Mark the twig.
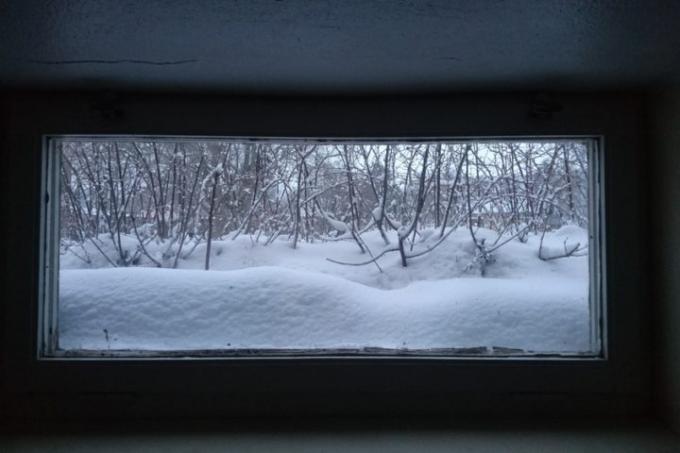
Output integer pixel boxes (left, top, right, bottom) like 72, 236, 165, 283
326, 247, 399, 266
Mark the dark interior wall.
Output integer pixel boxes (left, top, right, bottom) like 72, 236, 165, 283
0, 92, 7, 419
0, 90, 652, 422
652, 89, 680, 432
3, 1, 680, 94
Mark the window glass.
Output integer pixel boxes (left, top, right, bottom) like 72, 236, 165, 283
49, 138, 600, 356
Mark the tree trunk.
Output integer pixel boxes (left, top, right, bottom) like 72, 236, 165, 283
204, 169, 220, 270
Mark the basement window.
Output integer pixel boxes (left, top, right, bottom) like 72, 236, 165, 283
40, 136, 604, 358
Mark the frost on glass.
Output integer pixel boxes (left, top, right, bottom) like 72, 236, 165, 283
55, 140, 594, 355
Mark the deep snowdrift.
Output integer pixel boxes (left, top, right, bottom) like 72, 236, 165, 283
59, 267, 588, 352
58, 227, 591, 353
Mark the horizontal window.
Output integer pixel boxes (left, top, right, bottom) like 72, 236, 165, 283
41, 137, 604, 358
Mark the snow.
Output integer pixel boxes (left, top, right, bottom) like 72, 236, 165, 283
58, 226, 591, 353
371, 206, 383, 221
318, 209, 349, 233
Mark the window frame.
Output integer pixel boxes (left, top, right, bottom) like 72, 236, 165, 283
39, 135, 606, 360
1, 92, 649, 419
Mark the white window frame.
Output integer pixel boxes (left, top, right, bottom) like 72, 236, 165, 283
38, 135, 606, 360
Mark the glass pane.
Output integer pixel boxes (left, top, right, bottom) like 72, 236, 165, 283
54, 138, 597, 355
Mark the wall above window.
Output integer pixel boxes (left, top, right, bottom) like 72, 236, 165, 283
2, 1, 680, 95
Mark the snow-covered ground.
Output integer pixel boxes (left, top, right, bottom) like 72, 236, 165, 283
58, 226, 591, 353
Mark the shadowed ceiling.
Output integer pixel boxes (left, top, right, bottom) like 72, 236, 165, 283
1, 0, 680, 95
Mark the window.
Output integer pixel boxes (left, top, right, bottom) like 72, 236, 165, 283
41, 136, 604, 358
3, 93, 645, 419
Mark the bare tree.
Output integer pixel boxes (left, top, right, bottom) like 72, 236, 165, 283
59, 139, 589, 272
204, 164, 222, 270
